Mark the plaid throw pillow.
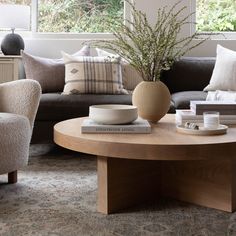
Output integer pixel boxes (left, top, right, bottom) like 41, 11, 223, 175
96, 48, 143, 91
62, 52, 128, 95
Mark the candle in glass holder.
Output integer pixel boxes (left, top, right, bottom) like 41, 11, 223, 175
203, 111, 220, 129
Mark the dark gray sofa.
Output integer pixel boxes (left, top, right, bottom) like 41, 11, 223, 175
32, 57, 215, 143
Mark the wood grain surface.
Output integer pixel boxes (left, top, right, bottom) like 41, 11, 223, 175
54, 115, 236, 161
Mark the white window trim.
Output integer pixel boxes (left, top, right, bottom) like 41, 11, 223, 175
31, 0, 37, 33
0, 0, 129, 39
191, 0, 236, 40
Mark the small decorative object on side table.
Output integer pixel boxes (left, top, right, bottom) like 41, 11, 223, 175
0, 4, 30, 55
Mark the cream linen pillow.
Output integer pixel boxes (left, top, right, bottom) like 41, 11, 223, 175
204, 45, 236, 91
96, 48, 143, 91
62, 52, 128, 95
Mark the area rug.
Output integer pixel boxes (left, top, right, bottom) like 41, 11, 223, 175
0, 144, 236, 236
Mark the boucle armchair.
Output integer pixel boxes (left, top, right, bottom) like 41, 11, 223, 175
0, 80, 41, 183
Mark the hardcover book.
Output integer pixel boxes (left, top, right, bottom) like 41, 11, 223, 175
190, 101, 236, 115
176, 109, 236, 125
81, 118, 151, 134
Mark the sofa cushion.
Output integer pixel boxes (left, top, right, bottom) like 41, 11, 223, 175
62, 53, 128, 95
36, 93, 133, 121
21, 46, 90, 93
204, 45, 236, 91
36, 93, 176, 121
96, 48, 143, 90
171, 91, 207, 109
162, 57, 215, 93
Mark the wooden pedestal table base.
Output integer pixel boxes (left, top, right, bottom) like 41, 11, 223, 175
97, 157, 236, 214
54, 115, 236, 214
162, 159, 236, 213
97, 156, 161, 214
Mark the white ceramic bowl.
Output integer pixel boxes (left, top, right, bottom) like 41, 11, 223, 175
89, 104, 138, 125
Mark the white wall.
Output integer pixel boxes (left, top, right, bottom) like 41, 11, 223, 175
1, 0, 236, 58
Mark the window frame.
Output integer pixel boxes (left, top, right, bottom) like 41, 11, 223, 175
192, 0, 236, 40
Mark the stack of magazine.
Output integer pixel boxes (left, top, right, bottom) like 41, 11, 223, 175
176, 101, 236, 125
81, 117, 151, 134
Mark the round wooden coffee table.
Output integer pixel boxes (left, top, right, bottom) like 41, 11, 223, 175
54, 114, 236, 214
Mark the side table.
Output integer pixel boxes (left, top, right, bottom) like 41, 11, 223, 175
0, 55, 22, 83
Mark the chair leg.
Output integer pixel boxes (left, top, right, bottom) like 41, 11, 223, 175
8, 171, 17, 184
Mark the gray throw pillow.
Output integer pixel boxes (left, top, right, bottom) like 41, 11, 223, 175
21, 45, 90, 93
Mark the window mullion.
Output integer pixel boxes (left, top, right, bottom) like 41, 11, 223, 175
31, 0, 38, 33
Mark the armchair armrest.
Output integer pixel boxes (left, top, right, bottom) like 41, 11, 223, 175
0, 80, 41, 129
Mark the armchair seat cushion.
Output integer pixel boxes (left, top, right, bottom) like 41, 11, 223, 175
0, 113, 31, 175
171, 91, 207, 109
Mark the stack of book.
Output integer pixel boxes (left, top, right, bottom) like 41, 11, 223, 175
176, 101, 236, 125
81, 118, 151, 134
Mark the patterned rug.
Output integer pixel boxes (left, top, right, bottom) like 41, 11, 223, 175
0, 144, 236, 236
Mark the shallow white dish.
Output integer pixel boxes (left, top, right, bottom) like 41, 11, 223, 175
89, 104, 138, 125
176, 124, 228, 136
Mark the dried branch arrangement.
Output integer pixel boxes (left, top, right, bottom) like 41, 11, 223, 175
89, 1, 207, 81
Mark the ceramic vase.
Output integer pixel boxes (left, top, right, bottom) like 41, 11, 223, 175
132, 81, 171, 122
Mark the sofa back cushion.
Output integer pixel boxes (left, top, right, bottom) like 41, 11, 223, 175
21, 46, 90, 93
161, 57, 216, 93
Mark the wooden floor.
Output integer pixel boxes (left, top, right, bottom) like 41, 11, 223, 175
97, 156, 236, 214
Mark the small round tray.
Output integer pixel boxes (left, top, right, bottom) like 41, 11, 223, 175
176, 124, 228, 136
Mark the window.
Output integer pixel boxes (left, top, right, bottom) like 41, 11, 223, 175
1, 0, 30, 4
1, 0, 124, 33
196, 0, 236, 32
38, 0, 124, 33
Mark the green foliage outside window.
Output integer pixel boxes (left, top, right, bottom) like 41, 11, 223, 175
1, 0, 124, 33
1, 0, 31, 4
38, 0, 124, 33
3, 0, 236, 33
197, 0, 236, 32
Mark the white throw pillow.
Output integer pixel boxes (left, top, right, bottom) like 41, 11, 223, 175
62, 51, 128, 95
204, 45, 236, 91
96, 48, 143, 91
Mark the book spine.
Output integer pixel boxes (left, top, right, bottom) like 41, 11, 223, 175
195, 104, 236, 109
176, 116, 236, 125
194, 108, 236, 115
178, 110, 236, 119
190, 104, 236, 114
81, 126, 151, 134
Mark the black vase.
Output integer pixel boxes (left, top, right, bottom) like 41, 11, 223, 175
1, 33, 25, 55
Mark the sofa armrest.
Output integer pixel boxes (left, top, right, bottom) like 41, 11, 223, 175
0, 80, 41, 129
